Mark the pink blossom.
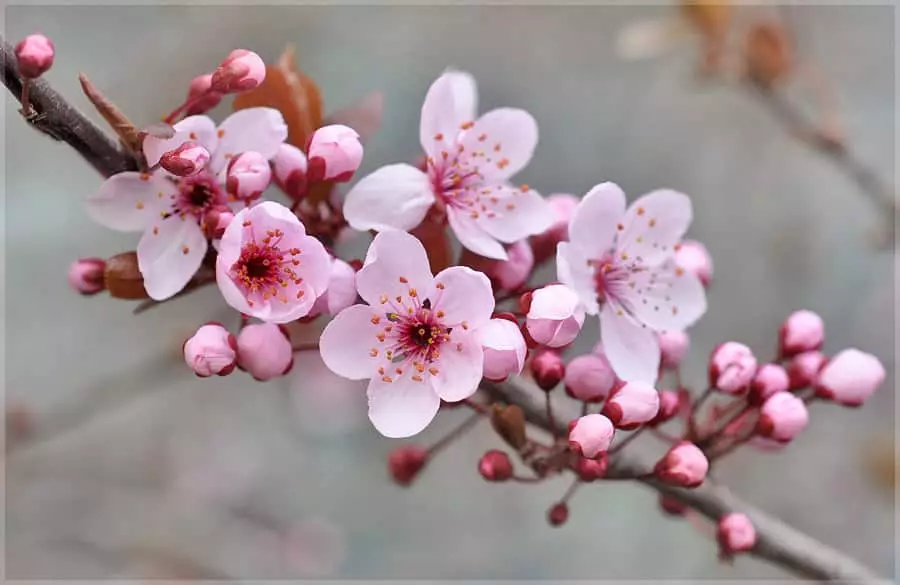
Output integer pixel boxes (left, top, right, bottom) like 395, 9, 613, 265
344, 71, 552, 260
787, 350, 826, 389
748, 363, 790, 406
183, 322, 238, 377
658, 330, 690, 369
226, 151, 272, 203
649, 388, 680, 426
779, 310, 824, 358
15, 34, 54, 79
216, 202, 330, 323
756, 392, 808, 442
478, 450, 514, 481
525, 284, 585, 348
307, 124, 364, 183
159, 141, 210, 177
530, 349, 565, 391
654, 441, 709, 487
310, 257, 359, 318
211, 49, 266, 93
237, 322, 294, 381
564, 352, 616, 402
67, 257, 105, 295
185, 73, 223, 116
273, 144, 309, 200
815, 348, 885, 407
717, 513, 757, 555
388, 445, 429, 486
530, 193, 580, 264
320, 230, 494, 438
602, 381, 660, 429
674, 239, 713, 287
568, 413, 615, 458
709, 342, 757, 394
480, 318, 527, 381
86, 108, 288, 300
558, 183, 707, 383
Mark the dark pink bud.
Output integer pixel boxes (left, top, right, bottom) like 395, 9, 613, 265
548, 502, 569, 527
67, 257, 106, 295
183, 322, 238, 377
185, 73, 224, 116
273, 143, 309, 201
654, 441, 709, 488
15, 34, 54, 79
648, 389, 680, 426
564, 352, 616, 403
210, 49, 266, 93
658, 330, 690, 369
530, 349, 565, 392
160, 141, 210, 177
756, 392, 808, 443
202, 207, 234, 240
306, 124, 364, 183
226, 151, 272, 203
236, 323, 293, 381
388, 445, 428, 486
602, 381, 660, 429
658, 494, 688, 516
478, 450, 514, 482
748, 363, 790, 406
814, 348, 885, 407
778, 310, 824, 358
787, 350, 826, 390
675, 239, 713, 287
717, 513, 756, 556
573, 454, 609, 482
708, 342, 757, 394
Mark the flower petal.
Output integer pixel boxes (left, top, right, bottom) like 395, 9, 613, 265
210, 107, 288, 178
430, 266, 495, 328
475, 184, 553, 243
319, 304, 383, 380
137, 216, 207, 300
624, 261, 707, 331
457, 108, 537, 182
618, 189, 692, 266
600, 303, 660, 384
85, 172, 177, 232
447, 207, 507, 260
357, 230, 433, 307
143, 116, 218, 168
420, 70, 478, 157
556, 242, 599, 315
366, 375, 441, 438
431, 329, 484, 402
569, 182, 626, 260
344, 164, 435, 232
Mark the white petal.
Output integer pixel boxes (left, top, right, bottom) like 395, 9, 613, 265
366, 375, 441, 438
137, 216, 207, 300
344, 164, 435, 232
319, 304, 383, 380
600, 303, 660, 384
420, 70, 478, 157
569, 182, 626, 260
210, 107, 288, 178
357, 230, 434, 307
457, 108, 537, 182
623, 262, 707, 331
447, 207, 507, 260
430, 266, 495, 328
556, 242, 599, 315
475, 184, 553, 243
431, 329, 484, 402
85, 172, 177, 232
618, 189, 692, 267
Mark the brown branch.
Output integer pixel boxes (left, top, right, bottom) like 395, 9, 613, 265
481, 377, 884, 582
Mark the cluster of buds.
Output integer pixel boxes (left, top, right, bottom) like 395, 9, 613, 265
183, 321, 294, 382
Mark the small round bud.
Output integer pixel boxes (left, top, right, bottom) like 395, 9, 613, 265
388, 445, 428, 486
658, 330, 690, 369
530, 349, 565, 392
236, 323, 293, 381
211, 49, 266, 93
529, 193, 579, 264
787, 350, 826, 390
273, 143, 309, 201
815, 349, 885, 407
756, 392, 809, 443
648, 389, 680, 426
202, 207, 234, 240
654, 441, 709, 488
602, 381, 660, 429
15, 34, 54, 79
525, 284, 585, 348
306, 124, 364, 183
226, 151, 272, 203
478, 450, 514, 482
573, 454, 609, 482
564, 352, 616, 403
183, 322, 238, 377
67, 257, 106, 295
779, 310, 824, 358
658, 494, 688, 516
675, 240, 713, 288
481, 318, 527, 382
160, 141, 210, 177
568, 413, 615, 459
548, 502, 569, 527
717, 513, 756, 556
748, 363, 790, 406
185, 73, 224, 116
463, 240, 534, 292
709, 342, 757, 394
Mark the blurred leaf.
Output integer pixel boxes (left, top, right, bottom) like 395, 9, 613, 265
411, 222, 452, 274
325, 91, 384, 145
863, 434, 896, 496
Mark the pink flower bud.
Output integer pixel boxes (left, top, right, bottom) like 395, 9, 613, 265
480, 240, 534, 292
654, 441, 709, 488
756, 392, 809, 442
787, 350, 826, 390
306, 124, 364, 183
273, 144, 309, 201
568, 413, 615, 458
529, 193, 579, 264
530, 349, 565, 391
658, 494, 688, 516
814, 348, 885, 407
709, 342, 757, 394
564, 353, 616, 402
15, 34, 54, 79
226, 151, 272, 203
478, 450, 514, 482
481, 318, 527, 382
185, 73, 224, 115
649, 389, 680, 426
525, 284, 585, 348
388, 445, 428, 486
779, 310, 824, 358
675, 240, 713, 287
717, 513, 756, 556
748, 363, 789, 406
202, 207, 234, 240
573, 454, 608, 482
67, 257, 106, 295
210, 49, 266, 93
159, 141, 210, 177
602, 381, 660, 429
236, 323, 293, 381
183, 322, 238, 377
310, 258, 358, 318
658, 330, 690, 369
548, 502, 569, 527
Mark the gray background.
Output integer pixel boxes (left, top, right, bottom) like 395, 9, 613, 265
4, 3, 896, 580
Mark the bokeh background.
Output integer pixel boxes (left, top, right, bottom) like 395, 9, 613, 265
4, 3, 896, 580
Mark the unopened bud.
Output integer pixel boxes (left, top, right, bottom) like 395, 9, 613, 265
564, 352, 616, 402
388, 445, 428, 486
779, 310, 824, 358
530, 349, 565, 392
675, 240, 713, 288
226, 151, 272, 203
183, 322, 238, 377
658, 330, 690, 369
649, 389, 680, 426
273, 143, 309, 201
787, 350, 826, 390
67, 257, 106, 295
602, 381, 660, 429
568, 413, 615, 459
236, 323, 293, 381
748, 363, 790, 406
659, 494, 688, 516
717, 513, 757, 557
15, 33, 54, 79
525, 284, 585, 348
708, 342, 757, 394
815, 349, 885, 407
185, 73, 224, 116
478, 450, 514, 482
573, 454, 609, 482
202, 207, 234, 240
160, 141, 210, 177
548, 502, 569, 527
306, 124, 364, 183
654, 441, 709, 488
211, 49, 266, 93
529, 193, 579, 264
756, 392, 808, 443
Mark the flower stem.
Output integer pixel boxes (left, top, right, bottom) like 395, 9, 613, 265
427, 410, 482, 457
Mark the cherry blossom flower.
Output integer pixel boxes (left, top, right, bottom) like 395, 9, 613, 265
319, 230, 494, 437
557, 182, 707, 383
343, 71, 552, 260
216, 202, 330, 323
85, 108, 288, 300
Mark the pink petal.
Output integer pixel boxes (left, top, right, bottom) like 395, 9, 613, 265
600, 303, 660, 384
419, 70, 478, 157
480, 318, 527, 381
85, 172, 177, 232
447, 207, 507, 260
209, 107, 288, 178
144, 115, 218, 168
556, 242, 599, 314
475, 184, 553, 243
366, 375, 441, 438
618, 189, 692, 266
325, 91, 384, 145
344, 164, 435, 232
569, 182, 626, 259
624, 261, 707, 331
319, 304, 383, 380
457, 108, 537, 182
430, 266, 495, 328
137, 216, 207, 300
431, 329, 484, 402
357, 230, 433, 307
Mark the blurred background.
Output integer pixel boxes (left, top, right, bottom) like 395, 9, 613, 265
4, 3, 895, 580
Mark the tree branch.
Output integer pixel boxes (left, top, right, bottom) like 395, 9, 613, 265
481, 377, 885, 582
